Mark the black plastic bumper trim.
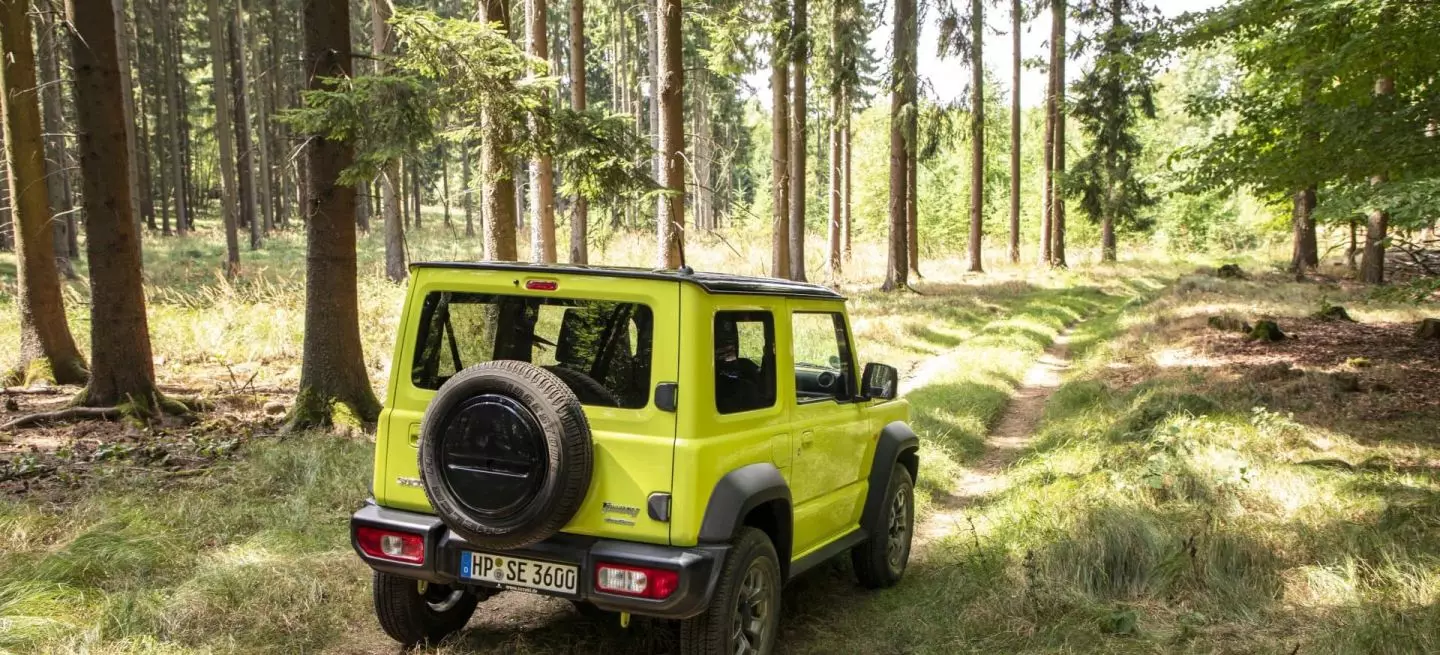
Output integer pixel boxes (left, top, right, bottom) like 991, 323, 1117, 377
350, 502, 728, 619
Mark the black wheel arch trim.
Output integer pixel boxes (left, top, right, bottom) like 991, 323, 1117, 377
861, 421, 919, 531
697, 462, 793, 575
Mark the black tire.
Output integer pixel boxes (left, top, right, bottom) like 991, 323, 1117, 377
680, 528, 782, 655
852, 464, 914, 589
418, 360, 593, 550
372, 571, 483, 647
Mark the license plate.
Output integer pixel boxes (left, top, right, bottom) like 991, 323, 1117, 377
460, 551, 579, 595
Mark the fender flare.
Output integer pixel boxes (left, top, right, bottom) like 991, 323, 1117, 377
697, 463, 793, 564
861, 421, 920, 530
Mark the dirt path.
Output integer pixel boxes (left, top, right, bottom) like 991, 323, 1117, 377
916, 328, 1076, 544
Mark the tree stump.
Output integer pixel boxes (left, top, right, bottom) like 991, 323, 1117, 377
1247, 320, 1286, 342
1217, 264, 1247, 279
1314, 305, 1355, 322
1208, 316, 1252, 333
1417, 319, 1440, 340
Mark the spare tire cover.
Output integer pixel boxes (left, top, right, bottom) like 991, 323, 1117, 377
418, 360, 593, 550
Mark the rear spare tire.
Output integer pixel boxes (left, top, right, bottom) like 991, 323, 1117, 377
418, 360, 593, 550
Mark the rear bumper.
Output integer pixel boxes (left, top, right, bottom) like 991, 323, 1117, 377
350, 502, 728, 619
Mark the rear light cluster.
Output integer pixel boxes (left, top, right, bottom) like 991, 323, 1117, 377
356, 527, 425, 564
595, 563, 679, 599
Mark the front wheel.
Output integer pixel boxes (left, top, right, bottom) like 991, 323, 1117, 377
852, 463, 914, 589
680, 528, 782, 655
372, 571, 484, 647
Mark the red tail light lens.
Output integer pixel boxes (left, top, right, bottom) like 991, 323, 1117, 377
356, 527, 425, 564
595, 563, 679, 599
525, 279, 559, 291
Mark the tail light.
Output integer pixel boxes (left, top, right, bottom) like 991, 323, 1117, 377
595, 563, 679, 599
356, 527, 425, 564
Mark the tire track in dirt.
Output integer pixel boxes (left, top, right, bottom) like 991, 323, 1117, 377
913, 327, 1076, 546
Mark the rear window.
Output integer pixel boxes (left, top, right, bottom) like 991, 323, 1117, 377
411, 292, 654, 409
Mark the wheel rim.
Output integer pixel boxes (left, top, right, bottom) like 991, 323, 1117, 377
730, 561, 774, 655
886, 484, 910, 571
418, 581, 467, 613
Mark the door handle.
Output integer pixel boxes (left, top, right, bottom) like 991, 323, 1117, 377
800, 431, 815, 448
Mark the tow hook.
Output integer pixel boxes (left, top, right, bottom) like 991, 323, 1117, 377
620, 611, 631, 628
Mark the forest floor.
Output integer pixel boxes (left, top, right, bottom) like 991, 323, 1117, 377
1, 225, 1439, 653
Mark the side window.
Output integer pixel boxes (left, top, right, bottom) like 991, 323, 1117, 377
714, 311, 777, 414
791, 312, 857, 404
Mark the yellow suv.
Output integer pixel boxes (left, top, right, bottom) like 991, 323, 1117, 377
352, 262, 917, 654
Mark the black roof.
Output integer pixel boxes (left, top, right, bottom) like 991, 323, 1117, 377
410, 261, 845, 300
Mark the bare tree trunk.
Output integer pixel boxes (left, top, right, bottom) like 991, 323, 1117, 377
788, 0, 808, 281
827, 1, 842, 285
1346, 218, 1358, 270
1360, 75, 1393, 285
1290, 185, 1317, 274
251, 7, 274, 235
34, 8, 77, 276
1049, 0, 1067, 268
1040, 2, 1056, 266
112, 0, 143, 239
440, 143, 451, 227
207, 0, 241, 275
372, 0, 406, 280
462, 141, 475, 238
770, 0, 791, 278
644, 0, 661, 227
480, 0, 518, 261
967, 0, 984, 273
568, 0, 588, 264
1009, 0, 1021, 264
882, 0, 913, 291
67, 0, 162, 408
842, 94, 852, 263
527, 0, 557, 262
288, 0, 381, 430
2, 0, 88, 385
655, 0, 684, 268
230, 13, 261, 250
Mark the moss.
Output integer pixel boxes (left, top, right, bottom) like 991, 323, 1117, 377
1313, 305, 1355, 322
1246, 320, 1285, 342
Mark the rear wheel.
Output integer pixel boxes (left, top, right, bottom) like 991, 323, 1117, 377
680, 528, 781, 655
372, 571, 484, 647
852, 464, 914, 589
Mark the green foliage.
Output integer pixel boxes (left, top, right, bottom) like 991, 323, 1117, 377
276, 75, 434, 185
1071, 0, 1161, 234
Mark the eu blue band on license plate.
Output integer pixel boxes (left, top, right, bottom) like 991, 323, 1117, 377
460, 551, 473, 579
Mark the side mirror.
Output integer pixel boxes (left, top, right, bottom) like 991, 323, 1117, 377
860, 363, 899, 401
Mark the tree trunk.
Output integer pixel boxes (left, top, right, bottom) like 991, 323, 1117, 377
289, 0, 381, 430
1, 0, 88, 385
371, 0, 405, 279
67, 0, 162, 408
1009, 0, 1021, 264
480, 0, 518, 261
462, 141, 475, 238
251, 8, 274, 236
526, 0, 557, 262
826, 1, 841, 284
1040, 0, 1057, 266
440, 143, 451, 227
207, 0, 241, 275
568, 0, 588, 264
645, 0, 662, 229
34, 8, 77, 276
1290, 185, 1317, 273
882, 0, 913, 291
1049, 0, 1067, 268
842, 96, 852, 262
967, 0, 984, 273
787, 0, 808, 281
655, 0, 684, 268
1346, 218, 1358, 270
112, 0, 143, 239
230, 14, 261, 250
770, 0, 790, 278
1360, 75, 1393, 285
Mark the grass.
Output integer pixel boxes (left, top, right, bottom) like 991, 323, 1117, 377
2, 222, 1437, 653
